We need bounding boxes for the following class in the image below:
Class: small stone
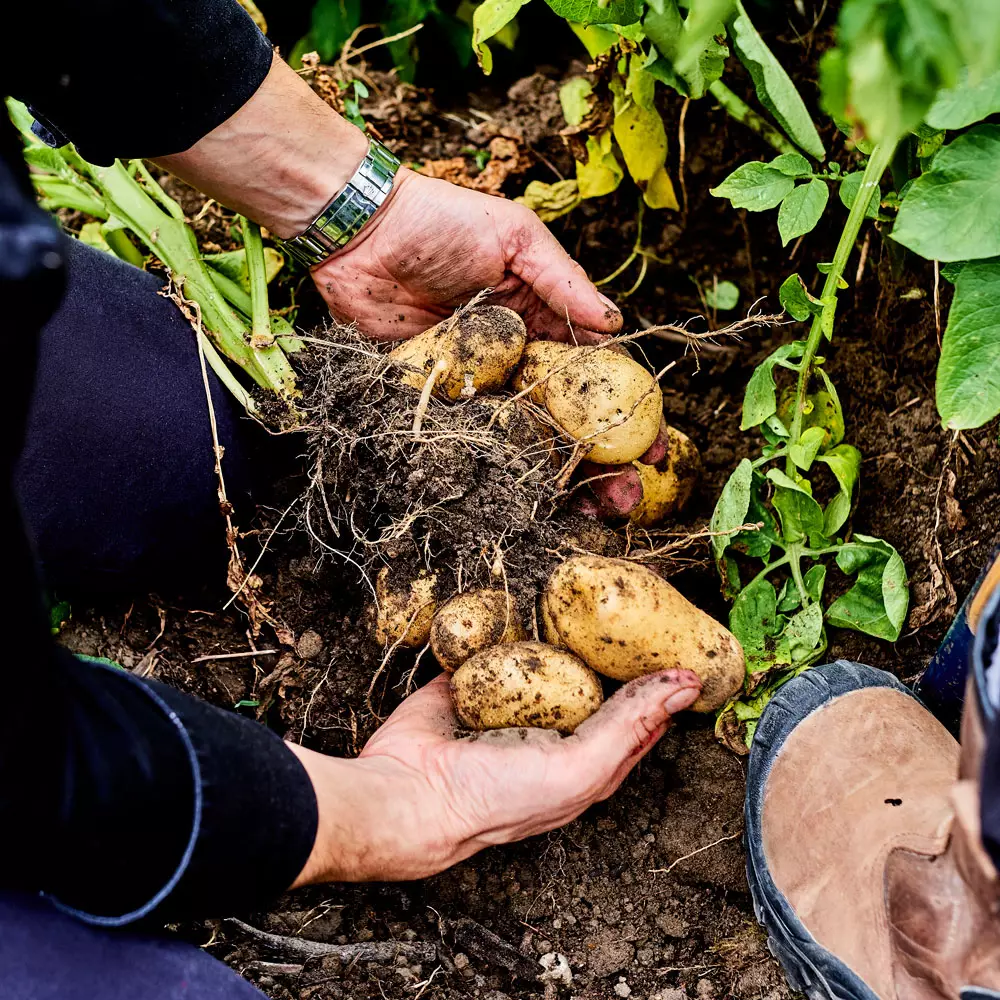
[536,939,554,955]
[539,953,573,987]
[552,919,562,930]
[614,981,632,997]
[295,630,324,659]
[453,953,470,971]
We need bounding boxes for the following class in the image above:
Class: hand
[288,669,701,885]
[311,169,623,343]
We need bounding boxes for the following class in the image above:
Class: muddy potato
[389,305,527,400]
[451,640,603,733]
[431,588,526,671]
[629,426,702,527]
[542,555,744,712]
[513,343,661,464]
[374,566,439,648]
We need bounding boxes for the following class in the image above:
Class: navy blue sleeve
[9,0,273,163]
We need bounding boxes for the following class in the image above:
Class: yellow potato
[629,426,702,527]
[374,566,439,648]
[389,305,527,400]
[431,588,526,671]
[541,555,744,712]
[451,640,603,733]
[512,342,661,464]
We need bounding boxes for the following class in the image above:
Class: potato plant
[708,0,1000,750]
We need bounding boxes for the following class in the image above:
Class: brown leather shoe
[745,657,1000,1000]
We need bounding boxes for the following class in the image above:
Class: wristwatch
[279,139,400,268]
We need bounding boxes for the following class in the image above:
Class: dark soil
[58,21,1000,1000]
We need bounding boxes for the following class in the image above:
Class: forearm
[155,58,369,239]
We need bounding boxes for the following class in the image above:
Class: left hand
[311,169,623,343]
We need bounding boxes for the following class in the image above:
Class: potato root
[513,343,661,464]
[629,425,702,527]
[374,566,439,648]
[542,555,743,712]
[451,640,603,733]
[431,588,526,671]
[389,305,527,400]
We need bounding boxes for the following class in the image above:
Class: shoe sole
[744,660,916,1000]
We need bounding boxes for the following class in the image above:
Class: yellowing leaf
[576,131,623,200]
[516,179,582,221]
[644,166,679,210]
[559,77,593,127]
[626,58,657,112]
[570,21,618,57]
[472,0,531,73]
[613,101,667,184]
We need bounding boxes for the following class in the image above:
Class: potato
[451,641,603,733]
[431,588,526,671]
[541,555,744,712]
[628,426,702,527]
[512,342,662,464]
[389,305,527,400]
[374,566,439,648]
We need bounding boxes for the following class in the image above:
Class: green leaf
[785,602,824,663]
[705,279,739,310]
[710,458,753,562]
[204,248,284,291]
[826,535,908,641]
[472,0,531,71]
[741,342,805,430]
[777,178,829,246]
[570,21,619,57]
[710,162,795,211]
[892,125,1000,263]
[383,0,431,80]
[777,384,845,448]
[776,578,800,613]
[766,468,827,546]
[779,273,823,321]
[815,443,861,535]
[545,0,640,27]
[788,425,826,472]
[740,471,782,560]
[50,599,72,635]
[559,78,593,128]
[767,152,813,178]
[936,257,1000,429]
[804,563,826,603]
[838,171,880,218]
[642,0,729,100]
[729,576,792,676]
[728,1,825,160]
[309,0,362,61]
[926,68,1000,131]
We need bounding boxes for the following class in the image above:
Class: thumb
[503,205,622,334]
[570,670,702,797]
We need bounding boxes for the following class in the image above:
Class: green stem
[784,139,896,476]
[241,218,274,348]
[708,80,799,157]
[787,543,808,602]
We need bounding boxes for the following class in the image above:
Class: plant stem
[784,139,896,477]
[708,80,799,157]
[241,218,275,349]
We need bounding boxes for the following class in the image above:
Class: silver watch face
[282,141,399,267]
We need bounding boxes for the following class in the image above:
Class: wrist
[287,744,462,885]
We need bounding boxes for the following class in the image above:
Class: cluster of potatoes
[380,304,743,733]
[388,304,700,526]
[375,555,746,733]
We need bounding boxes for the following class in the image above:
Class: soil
[57,18,1000,1000]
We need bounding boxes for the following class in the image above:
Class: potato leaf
[784,602,825,664]
[788,425,826,472]
[710,457,753,562]
[704,279,739,310]
[559,77,593,126]
[778,273,823,321]
[516,178,582,221]
[728,1,825,160]
[826,535,908,641]
[543,0,641,27]
[642,0,729,100]
[710,161,795,211]
[838,171,880,218]
[472,0,532,72]
[804,564,827,604]
[613,101,667,184]
[740,341,805,430]
[570,21,619,56]
[765,468,828,547]
[892,125,1000,262]
[815,443,861,535]
[729,576,792,676]
[777,178,829,246]
[767,152,813,178]
[576,131,623,200]
[936,258,1000,429]
[926,68,1000,130]
[644,166,680,210]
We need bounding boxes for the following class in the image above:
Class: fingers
[501,204,622,336]
[570,671,702,795]
[361,673,458,756]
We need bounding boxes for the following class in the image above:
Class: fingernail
[598,292,621,315]
[663,686,700,714]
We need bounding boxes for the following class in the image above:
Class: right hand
[288,669,701,885]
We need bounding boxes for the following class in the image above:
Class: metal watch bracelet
[279,139,400,268]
